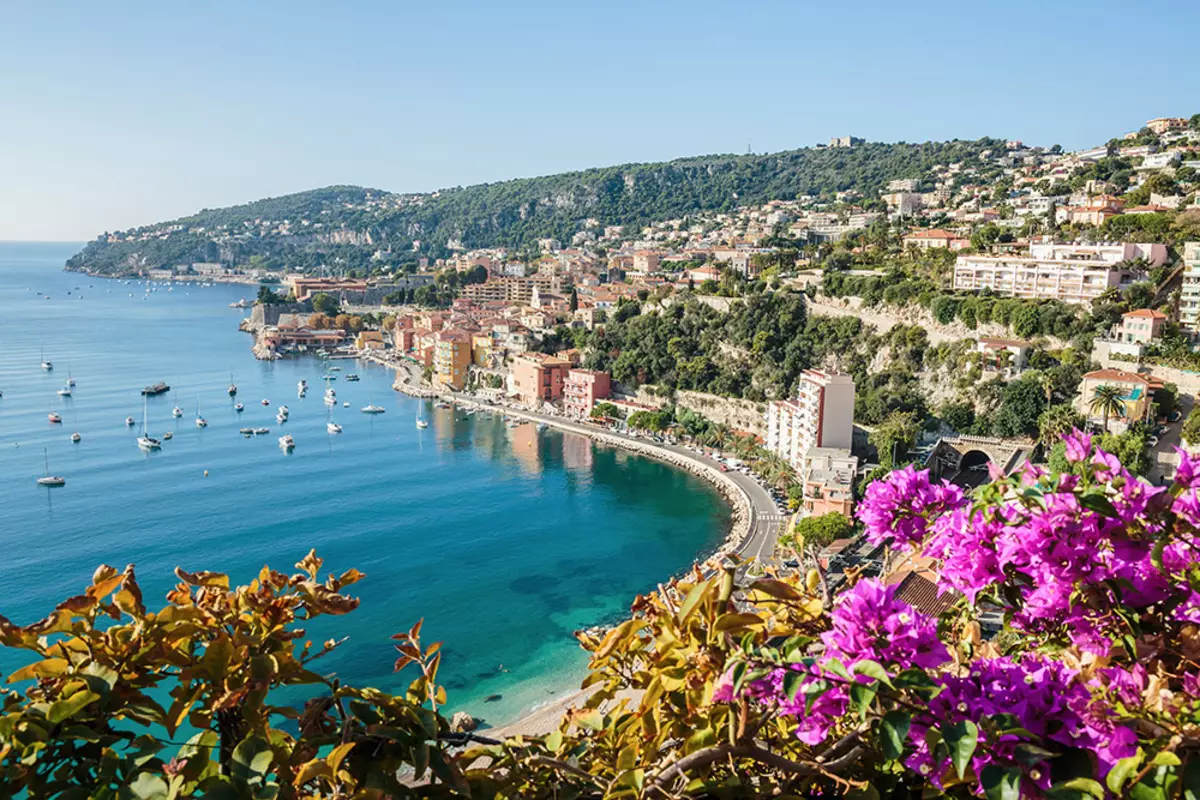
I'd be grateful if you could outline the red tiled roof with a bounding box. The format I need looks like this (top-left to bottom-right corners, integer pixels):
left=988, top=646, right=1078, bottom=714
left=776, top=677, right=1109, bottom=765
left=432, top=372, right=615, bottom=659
left=1123, top=308, right=1167, bottom=319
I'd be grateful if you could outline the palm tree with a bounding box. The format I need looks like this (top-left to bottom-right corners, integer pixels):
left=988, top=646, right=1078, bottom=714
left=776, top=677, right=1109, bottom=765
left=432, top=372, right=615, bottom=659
left=1089, top=385, right=1127, bottom=433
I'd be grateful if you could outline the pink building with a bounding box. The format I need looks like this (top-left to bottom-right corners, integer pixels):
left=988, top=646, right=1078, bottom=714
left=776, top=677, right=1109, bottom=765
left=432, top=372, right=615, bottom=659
left=511, top=352, right=572, bottom=406
left=563, top=369, right=612, bottom=418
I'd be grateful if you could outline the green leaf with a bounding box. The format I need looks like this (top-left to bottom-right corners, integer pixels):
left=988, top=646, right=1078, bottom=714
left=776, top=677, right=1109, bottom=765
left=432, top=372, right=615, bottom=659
left=879, top=711, right=910, bottom=761
left=231, top=735, right=273, bottom=787
left=782, top=671, right=804, bottom=702
left=126, top=771, right=169, bottom=799
left=850, top=659, right=894, bottom=688
left=1059, top=778, right=1105, bottom=799
left=676, top=579, right=711, bottom=622
left=544, top=730, right=563, bottom=753
left=944, top=720, right=979, bottom=780
left=980, top=764, right=1021, bottom=800
left=1150, top=751, right=1181, bottom=767
left=1079, top=492, right=1118, bottom=518
left=48, top=690, right=100, bottom=724
left=848, top=682, right=877, bottom=719
left=1107, top=750, right=1144, bottom=794
left=202, top=638, right=234, bottom=680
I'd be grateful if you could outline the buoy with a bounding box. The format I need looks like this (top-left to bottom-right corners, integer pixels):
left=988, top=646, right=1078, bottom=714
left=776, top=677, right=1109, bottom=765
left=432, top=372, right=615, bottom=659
left=203, top=470, right=209, bottom=477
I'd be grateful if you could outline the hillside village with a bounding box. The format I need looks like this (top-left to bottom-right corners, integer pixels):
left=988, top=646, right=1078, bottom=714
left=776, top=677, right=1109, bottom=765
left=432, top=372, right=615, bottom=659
left=116, top=116, right=1200, bottom=549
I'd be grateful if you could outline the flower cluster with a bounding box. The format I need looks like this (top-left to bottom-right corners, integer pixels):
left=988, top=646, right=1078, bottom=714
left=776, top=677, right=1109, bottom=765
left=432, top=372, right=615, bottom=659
left=820, top=578, right=947, bottom=671
left=857, top=465, right=967, bottom=550
left=906, top=656, right=1138, bottom=793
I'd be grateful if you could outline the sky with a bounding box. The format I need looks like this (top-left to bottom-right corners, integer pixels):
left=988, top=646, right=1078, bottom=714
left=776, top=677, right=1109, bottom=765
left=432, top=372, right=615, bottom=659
left=1, top=0, right=1196, bottom=241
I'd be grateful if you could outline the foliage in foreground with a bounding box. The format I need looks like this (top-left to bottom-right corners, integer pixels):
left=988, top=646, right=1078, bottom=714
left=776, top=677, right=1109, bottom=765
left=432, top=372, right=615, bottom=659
left=3, top=433, right=1200, bottom=798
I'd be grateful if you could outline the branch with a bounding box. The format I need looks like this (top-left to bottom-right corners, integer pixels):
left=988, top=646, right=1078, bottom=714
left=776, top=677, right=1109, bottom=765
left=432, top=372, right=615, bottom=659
left=648, top=742, right=864, bottom=793
left=439, top=731, right=502, bottom=747
left=525, top=755, right=594, bottom=781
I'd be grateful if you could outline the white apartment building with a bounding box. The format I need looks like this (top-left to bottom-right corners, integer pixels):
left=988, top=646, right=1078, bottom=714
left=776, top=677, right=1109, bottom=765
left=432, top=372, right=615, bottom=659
left=953, top=241, right=1168, bottom=305
left=765, top=370, right=855, bottom=468
left=1182, top=242, right=1200, bottom=331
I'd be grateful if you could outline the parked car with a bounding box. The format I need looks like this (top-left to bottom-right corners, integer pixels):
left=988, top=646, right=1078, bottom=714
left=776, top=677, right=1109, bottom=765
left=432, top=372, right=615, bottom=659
left=1148, top=435, right=1160, bottom=447
left=1169, top=411, right=1182, bottom=423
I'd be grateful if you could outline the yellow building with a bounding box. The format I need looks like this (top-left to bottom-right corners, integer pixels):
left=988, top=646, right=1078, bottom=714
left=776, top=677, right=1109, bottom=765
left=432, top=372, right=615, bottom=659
left=434, top=330, right=471, bottom=390
left=471, top=332, right=494, bottom=368
left=355, top=330, right=385, bottom=350
left=1078, top=369, right=1155, bottom=432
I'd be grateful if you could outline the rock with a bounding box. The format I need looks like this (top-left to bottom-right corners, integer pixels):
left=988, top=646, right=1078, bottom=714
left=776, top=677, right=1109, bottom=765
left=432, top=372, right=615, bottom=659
left=450, top=711, right=479, bottom=732
left=484, top=694, right=502, bottom=703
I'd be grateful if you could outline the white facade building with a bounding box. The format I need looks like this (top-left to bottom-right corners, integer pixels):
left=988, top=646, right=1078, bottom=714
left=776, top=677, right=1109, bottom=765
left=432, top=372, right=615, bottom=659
left=765, top=370, right=856, bottom=468
left=953, top=242, right=1168, bottom=305
left=1182, top=242, right=1200, bottom=332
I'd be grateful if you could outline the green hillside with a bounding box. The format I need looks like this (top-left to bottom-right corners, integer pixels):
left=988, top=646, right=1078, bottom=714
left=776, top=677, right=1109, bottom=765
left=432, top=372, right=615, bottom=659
left=66, top=138, right=1001, bottom=275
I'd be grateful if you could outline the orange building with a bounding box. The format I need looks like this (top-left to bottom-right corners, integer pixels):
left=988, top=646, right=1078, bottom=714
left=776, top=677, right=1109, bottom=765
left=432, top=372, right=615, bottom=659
left=511, top=352, right=572, bottom=406
left=433, top=330, right=471, bottom=390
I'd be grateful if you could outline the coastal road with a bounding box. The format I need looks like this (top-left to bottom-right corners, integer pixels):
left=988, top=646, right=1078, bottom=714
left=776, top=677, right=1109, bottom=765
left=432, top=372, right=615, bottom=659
left=377, top=357, right=786, bottom=569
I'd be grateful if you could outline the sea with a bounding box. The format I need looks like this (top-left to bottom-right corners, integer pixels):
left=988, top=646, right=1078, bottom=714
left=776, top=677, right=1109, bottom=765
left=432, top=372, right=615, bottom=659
left=0, top=241, right=729, bottom=725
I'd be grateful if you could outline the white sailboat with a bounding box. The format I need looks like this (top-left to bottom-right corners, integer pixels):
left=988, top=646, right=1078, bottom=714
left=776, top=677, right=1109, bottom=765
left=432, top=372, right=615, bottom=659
left=67, top=361, right=76, bottom=387
left=36, top=448, right=65, bottom=487
left=416, top=402, right=428, bottom=429
left=56, top=383, right=72, bottom=396
left=137, top=397, right=161, bottom=450
left=40, top=347, right=53, bottom=371
left=172, top=393, right=184, bottom=418
left=326, top=406, right=342, bottom=434
left=195, top=397, right=207, bottom=428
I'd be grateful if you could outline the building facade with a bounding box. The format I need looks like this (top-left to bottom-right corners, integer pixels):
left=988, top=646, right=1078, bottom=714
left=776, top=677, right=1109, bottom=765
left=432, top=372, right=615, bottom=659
left=511, top=352, right=572, bottom=406
left=801, top=448, right=859, bottom=518
left=563, top=369, right=612, bottom=419
left=1182, top=242, right=1200, bottom=331
left=433, top=330, right=471, bottom=391
left=953, top=242, right=1167, bottom=304
left=765, top=370, right=855, bottom=468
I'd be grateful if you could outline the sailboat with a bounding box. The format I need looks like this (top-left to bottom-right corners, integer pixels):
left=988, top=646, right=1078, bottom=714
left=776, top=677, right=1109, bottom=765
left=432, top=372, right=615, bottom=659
left=195, top=397, right=207, bottom=428
left=67, top=361, right=76, bottom=387
left=172, top=393, right=184, bottom=418
left=56, top=383, right=72, bottom=397
left=36, top=448, right=65, bottom=487
left=227, top=372, right=238, bottom=396
left=40, top=347, right=53, bottom=371
left=326, top=406, right=342, bottom=434
left=137, top=397, right=162, bottom=450
left=416, top=402, right=429, bottom=429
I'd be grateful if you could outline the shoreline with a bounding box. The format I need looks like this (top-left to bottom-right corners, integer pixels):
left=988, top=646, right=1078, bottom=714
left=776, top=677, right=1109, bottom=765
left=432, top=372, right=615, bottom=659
left=371, top=354, right=759, bottom=734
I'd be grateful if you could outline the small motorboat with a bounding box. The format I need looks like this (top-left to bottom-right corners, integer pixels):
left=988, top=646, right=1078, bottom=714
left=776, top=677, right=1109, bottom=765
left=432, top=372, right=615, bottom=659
left=48, top=413, right=62, bottom=424
left=172, top=405, right=183, bottom=418
left=361, top=404, right=386, bottom=414
left=71, top=432, right=81, bottom=443
left=276, top=411, right=288, bottom=424
left=345, top=374, right=360, bottom=382
left=279, top=434, right=295, bottom=451
left=239, top=427, right=254, bottom=435
left=261, top=399, right=270, bottom=406
left=253, top=427, right=270, bottom=435
left=41, top=361, right=53, bottom=371
left=343, top=401, right=350, bottom=408
left=278, top=405, right=289, bottom=415
left=416, top=419, right=429, bottom=429
left=196, top=416, right=207, bottom=428
left=228, top=384, right=237, bottom=396
left=297, top=380, right=308, bottom=391
left=57, top=386, right=72, bottom=397
left=234, top=403, right=244, bottom=412
left=162, top=431, right=173, bottom=440
left=327, top=421, right=343, bottom=434
left=141, top=382, right=170, bottom=396
left=125, top=415, right=136, bottom=426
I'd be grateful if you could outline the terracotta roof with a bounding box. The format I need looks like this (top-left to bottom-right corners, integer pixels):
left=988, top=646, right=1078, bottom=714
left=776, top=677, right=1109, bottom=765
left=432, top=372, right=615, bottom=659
left=1123, top=308, right=1167, bottom=319
left=906, top=228, right=956, bottom=239
left=978, top=337, right=1032, bottom=348
left=890, top=571, right=959, bottom=617
left=1083, top=368, right=1151, bottom=384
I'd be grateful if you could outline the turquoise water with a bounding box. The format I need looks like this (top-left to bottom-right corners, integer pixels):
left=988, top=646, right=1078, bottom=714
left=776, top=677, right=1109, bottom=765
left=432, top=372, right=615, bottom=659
left=0, top=242, right=729, bottom=725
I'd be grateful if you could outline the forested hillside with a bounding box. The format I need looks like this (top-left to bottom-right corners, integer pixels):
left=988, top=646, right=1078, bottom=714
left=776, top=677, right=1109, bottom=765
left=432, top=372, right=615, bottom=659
left=66, top=138, right=1000, bottom=274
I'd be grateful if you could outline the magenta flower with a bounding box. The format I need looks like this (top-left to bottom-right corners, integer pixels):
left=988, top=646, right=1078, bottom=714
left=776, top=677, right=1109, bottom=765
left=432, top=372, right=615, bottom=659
left=1063, top=429, right=1092, bottom=463
left=821, top=578, right=948, bottom=671
left=857, top=465, right=966, bottom=551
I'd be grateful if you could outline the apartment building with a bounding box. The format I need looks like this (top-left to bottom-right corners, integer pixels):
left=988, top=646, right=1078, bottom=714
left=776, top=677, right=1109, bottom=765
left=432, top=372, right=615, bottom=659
left=801, top=448, right=859, bottom=518
left=1182, top=243, right=1200, bottom=331
left=433, top=330, right=471, bottom=391
left=563, top=369, right=612, bottom=419
left=460, top=277, right=534, bottom=305
left=765, top=370, right=855, bottom=469
left=511, top=352, right=572, bottom=406
left=953, top=241, right=1168, bottom=304
left=1078, top=368, right=1156, bottom=432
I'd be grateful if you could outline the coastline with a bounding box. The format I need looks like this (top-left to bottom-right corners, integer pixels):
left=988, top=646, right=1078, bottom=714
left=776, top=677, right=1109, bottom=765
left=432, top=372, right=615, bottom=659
left=372, top=354, right=761, bottom=734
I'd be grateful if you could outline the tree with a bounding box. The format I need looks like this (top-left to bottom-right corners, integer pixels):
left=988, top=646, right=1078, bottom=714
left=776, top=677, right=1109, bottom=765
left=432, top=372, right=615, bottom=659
left=311, top=292, right=339, bottom=315
left=869, top=410, right=920, bottom=468
left=569, top=288, right=579, bottom=312
left=590, top=402, right=620, bottom=420
left=1037, top=404, right=1085, bottom=448
left=789, top=512, right=854, bottom=552
left=255, top=285, right=285, bottom=305
left=307, top=312, right=331, bottom=330
left=1088, top=384, right=1126, bottom=432
left=993, top=377, right=1046, bottom=438
left=939, top=401, right=975, bottom=433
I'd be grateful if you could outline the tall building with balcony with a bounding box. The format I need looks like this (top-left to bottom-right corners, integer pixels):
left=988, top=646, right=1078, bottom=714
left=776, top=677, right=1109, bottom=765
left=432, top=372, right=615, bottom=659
left=433, top=330, right=471, bottom=391
left=765, top=370, right=855, bottom=468
left=1182, top=242, right=1200, bottom=332
left=563, top=369, right=612, bottom=419
left=953, top=242, right=1168, bottom=305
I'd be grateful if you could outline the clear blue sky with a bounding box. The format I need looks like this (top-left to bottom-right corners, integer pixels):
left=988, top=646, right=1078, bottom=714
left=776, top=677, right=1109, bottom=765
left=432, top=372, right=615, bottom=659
left=1, top=0, right=1196, bottom=241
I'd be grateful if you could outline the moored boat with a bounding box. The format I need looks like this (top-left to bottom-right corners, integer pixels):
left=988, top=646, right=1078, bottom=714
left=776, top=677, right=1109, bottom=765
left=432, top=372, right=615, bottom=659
left=141, top=382, right=170, bottom=396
